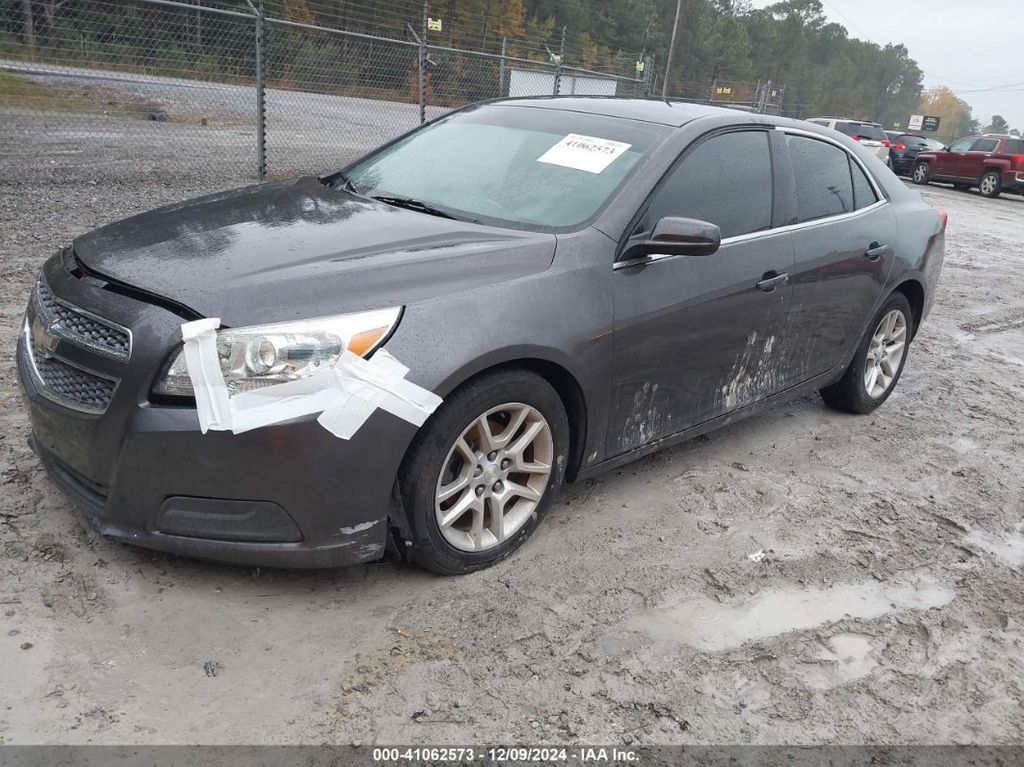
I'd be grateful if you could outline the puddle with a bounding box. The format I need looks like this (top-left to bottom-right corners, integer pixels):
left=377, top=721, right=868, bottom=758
left=797, top=632, right=877, bottom=690
left=624, top=578, right=954, bottom=652
left=966, top=528, right=1024, bottom=568
left=952, top=436, right=978, bottom=455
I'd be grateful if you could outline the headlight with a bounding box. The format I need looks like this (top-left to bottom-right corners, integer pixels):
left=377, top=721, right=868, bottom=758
left=153, top=307, right=401, bottom=397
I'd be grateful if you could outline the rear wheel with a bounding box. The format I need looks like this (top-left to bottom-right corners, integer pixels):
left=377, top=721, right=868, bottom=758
left=820, top=292, right=913, bottom=415
left=979, top=171, right=1002, bottom=198
left=398, top=369, right=569, bottom=574
left=911, top=162, right=931, bottom=185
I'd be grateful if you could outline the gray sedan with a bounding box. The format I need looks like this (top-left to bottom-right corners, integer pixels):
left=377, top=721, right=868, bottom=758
left=17, top=98, right=946, bottom=573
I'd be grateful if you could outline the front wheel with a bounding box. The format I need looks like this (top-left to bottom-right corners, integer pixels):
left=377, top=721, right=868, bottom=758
left=911, top=162, right=931, bottom=185
left=979, top=171, right=1002, bottom=198
left=820, top=292, right=913, bottom=415
left=398, top=369, right=569, bottom=574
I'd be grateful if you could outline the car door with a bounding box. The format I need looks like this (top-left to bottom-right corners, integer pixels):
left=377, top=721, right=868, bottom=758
left=608, top=128, right=795, bottom=456
left=934, top=137, right=973, bottom=178
left=961, top=137, right=999, bottom=180
left=779, top=129, right=897, bottom=380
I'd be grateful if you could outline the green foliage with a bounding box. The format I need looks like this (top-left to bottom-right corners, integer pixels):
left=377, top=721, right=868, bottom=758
left=984, top=115, right=1009, bottom=134
left=0, top=0, right=933, bottom=120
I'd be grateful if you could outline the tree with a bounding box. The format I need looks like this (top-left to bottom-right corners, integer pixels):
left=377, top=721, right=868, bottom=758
left=918, top=87, right=977, bottom=143
left=984, top=115, right=1009, bottom=134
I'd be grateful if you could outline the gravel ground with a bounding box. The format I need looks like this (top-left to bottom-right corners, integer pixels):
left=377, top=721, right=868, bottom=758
left=1, top=112, right=1023, bottom=746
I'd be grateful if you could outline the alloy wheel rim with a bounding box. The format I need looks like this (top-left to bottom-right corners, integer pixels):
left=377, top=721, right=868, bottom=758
left=914, top=165, right=926, bottom=182
left=981, top=175, right=996, bottom=194
left=863, top=309, right=908, bottom=398
left=434, top=402, right=553, bottom=552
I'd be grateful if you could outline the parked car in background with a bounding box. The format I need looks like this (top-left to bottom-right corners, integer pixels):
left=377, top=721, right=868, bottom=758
left=912, top=135, right=1024, bottom=198
left=807, top=117, right=890, bottom=165
left=18, top=99, right=946, bottom=573
left=885, top=131, right=934, bottom=176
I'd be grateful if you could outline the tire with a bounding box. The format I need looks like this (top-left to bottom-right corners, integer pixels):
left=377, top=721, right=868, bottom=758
left=979, top=170, right=1002, bottom=198
left=911, top=162, right=931, bottom=185
left=398, top=369, right=569, bottom=575
left=953, top=183, right=971, bottom=191
left=820, top=292, right=914, bottom=415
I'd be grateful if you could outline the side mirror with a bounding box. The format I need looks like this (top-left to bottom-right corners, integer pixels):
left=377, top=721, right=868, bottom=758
left=622, top=217, right=722, bottom=262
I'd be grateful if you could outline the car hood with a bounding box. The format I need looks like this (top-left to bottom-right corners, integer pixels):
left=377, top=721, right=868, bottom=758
left=73, top=176, right=557, bottom=326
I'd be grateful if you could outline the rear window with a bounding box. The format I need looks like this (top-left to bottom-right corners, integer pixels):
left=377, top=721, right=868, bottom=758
left=1006, top=139, right=1024, bottom=154
left=835, top=122, right=886, bottom=141
left=900, top=135, right=930, bottom=148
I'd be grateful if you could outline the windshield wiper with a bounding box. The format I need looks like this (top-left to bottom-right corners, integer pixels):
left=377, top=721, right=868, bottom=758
left=372, top=195, right=463, bottom=221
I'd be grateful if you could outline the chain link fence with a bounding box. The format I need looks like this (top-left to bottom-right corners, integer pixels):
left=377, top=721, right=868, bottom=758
left=1, top=0, right=782, bottom=188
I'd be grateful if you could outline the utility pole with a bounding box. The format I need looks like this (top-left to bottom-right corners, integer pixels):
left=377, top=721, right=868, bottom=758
left=661, top=0, right=682, bottom=99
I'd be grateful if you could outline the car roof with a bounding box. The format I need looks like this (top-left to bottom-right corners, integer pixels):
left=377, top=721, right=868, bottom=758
left=490, top=96, right=752, bottom=127
left=811, top=116, right=882, bottom=125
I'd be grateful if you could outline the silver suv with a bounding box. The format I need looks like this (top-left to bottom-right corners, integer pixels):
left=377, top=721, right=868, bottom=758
left=806, top=117, right=891, bottom=166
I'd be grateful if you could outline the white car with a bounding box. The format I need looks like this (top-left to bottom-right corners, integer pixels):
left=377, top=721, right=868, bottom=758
left=806, top=117, right=891, bottom=165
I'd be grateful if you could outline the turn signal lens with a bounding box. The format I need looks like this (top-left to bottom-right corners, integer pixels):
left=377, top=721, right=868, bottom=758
left=348, top=326, right=391, bottom=357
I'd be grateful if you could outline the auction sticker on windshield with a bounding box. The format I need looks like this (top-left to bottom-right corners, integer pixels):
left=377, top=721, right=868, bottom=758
left=537, top=133, right=632, bottom=174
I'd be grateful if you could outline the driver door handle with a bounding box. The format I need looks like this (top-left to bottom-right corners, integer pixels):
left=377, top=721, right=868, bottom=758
left=864, top=242, right=891, bottom=261
left=756, top=272, right=789, bottom=292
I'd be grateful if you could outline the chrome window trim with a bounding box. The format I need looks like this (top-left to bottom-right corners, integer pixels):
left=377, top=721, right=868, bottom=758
left=612, top=124, right=890, bottom=271
left=721, top=198, right=888, bottom=245
left=34, top=276, right=133, bottom=362
left=20, top=318, right=119, bottom=415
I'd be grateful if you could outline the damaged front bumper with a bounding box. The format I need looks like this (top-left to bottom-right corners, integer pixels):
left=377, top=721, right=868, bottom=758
left=16, top=255, right=416, bottom=569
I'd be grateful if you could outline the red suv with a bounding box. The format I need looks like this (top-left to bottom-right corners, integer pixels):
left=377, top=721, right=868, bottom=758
left=912, top=135, right=1024, bottom=198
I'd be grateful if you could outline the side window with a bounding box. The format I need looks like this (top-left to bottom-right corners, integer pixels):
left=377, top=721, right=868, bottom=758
left=1008, top=139, right=1023, bottom=154
left=850, top=157, right=879, bottom=210
left=643, top=130, right=772, bottom=239
left=970, top=138, right=998, bottom=152
left=949, top=138, right=973, bottom=151
left=786, top=135, right=853, bottom=222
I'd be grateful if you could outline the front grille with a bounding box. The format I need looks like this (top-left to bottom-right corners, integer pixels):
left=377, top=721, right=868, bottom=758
left=30, top=351, right=116, bottom=414
left=33, top=277, right=130, bottom=361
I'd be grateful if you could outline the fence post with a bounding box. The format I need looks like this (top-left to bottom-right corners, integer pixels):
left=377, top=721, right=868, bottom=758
left=552, top=26, right=565, bottom=96
left=499, top=37, right=507, bottom=97
left=760, top=79, right=772, bottom=113
left=418, top=1, right=427, bottom=124
left=251, top=0, right=266, bottom=181
left=643, top=54, right=655, bottom=96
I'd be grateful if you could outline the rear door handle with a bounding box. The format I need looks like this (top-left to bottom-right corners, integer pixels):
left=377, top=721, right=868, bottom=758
left=864, top=242, right=891, bottom=260
left=756, top=272, right=788, bottom=292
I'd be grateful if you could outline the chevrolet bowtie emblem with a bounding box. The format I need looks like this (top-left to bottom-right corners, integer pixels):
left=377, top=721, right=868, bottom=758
left=30, top=314, right=60, bottom=357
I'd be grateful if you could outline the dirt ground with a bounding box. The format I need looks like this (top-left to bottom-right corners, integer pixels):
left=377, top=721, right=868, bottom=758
left=1, top=140, right=1022, bottom=745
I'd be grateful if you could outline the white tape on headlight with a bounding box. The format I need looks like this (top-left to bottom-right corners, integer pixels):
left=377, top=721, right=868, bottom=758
left=179, top=319, right=442, bottom=439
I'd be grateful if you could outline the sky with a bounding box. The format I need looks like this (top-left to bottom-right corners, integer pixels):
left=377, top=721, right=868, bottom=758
left=746, top=0, right=1024, bottom=131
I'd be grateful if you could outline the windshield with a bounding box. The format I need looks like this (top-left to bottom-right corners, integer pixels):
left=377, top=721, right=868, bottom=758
left=344, top=104, right=672, bottom=231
